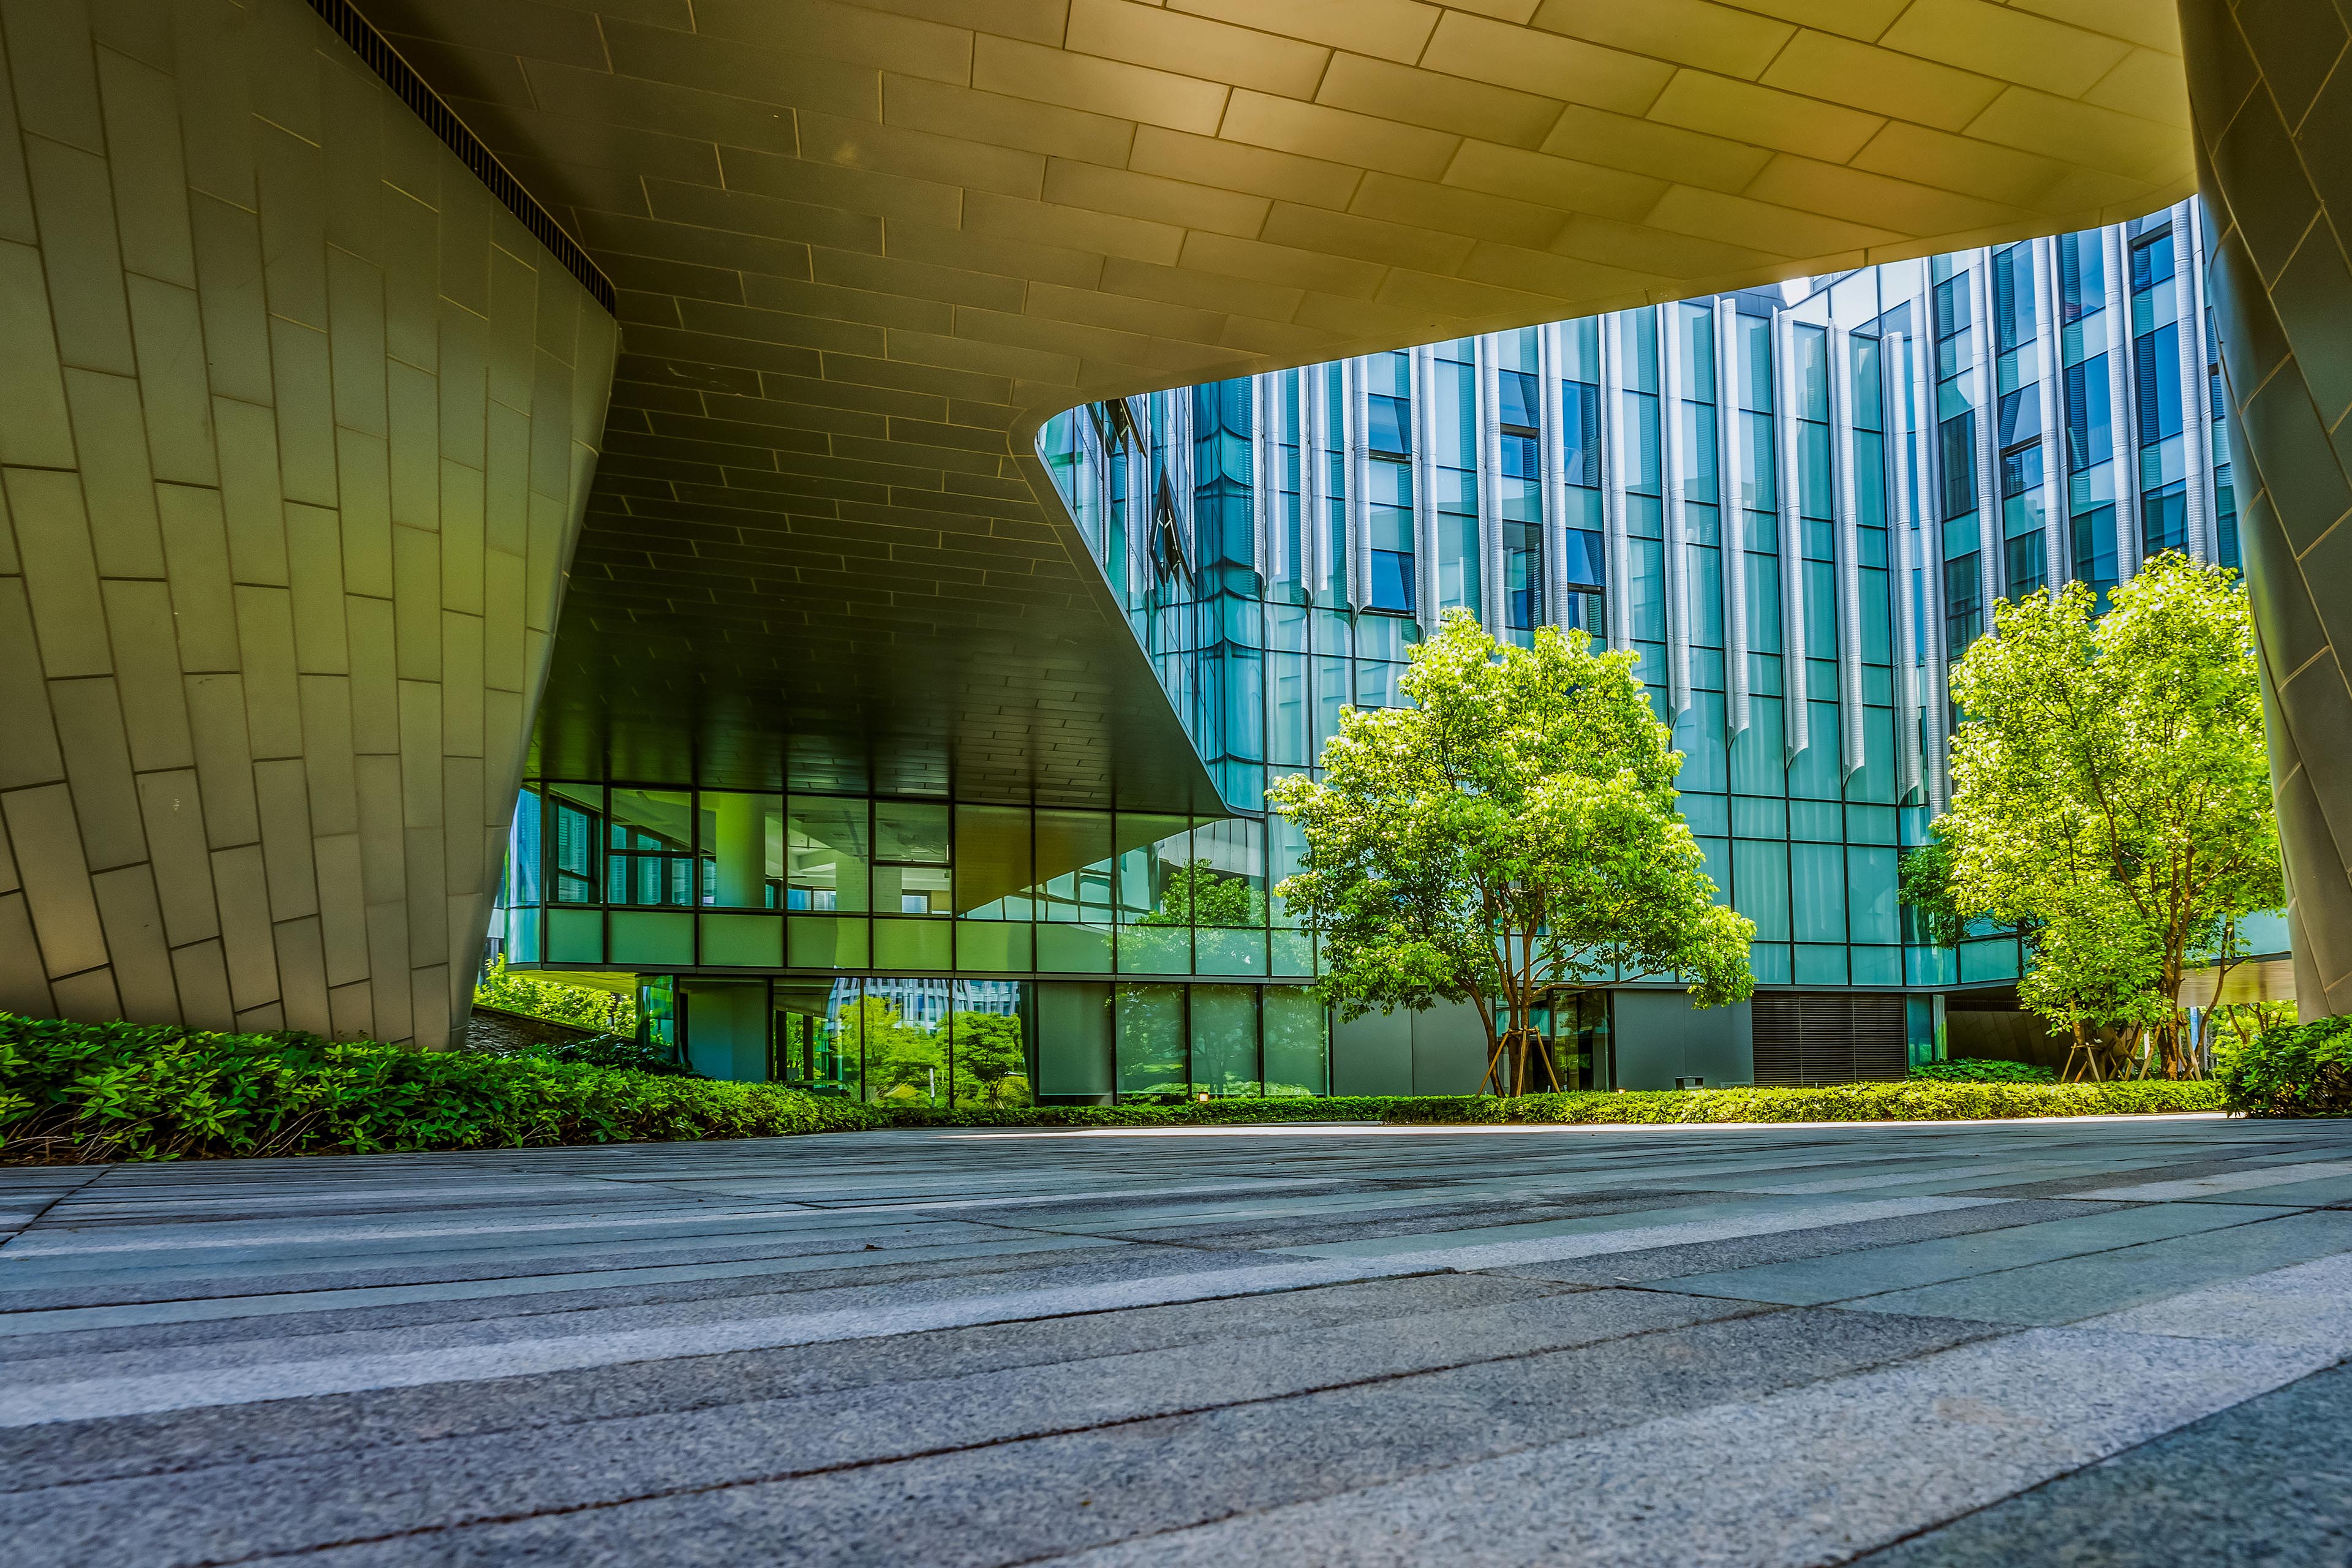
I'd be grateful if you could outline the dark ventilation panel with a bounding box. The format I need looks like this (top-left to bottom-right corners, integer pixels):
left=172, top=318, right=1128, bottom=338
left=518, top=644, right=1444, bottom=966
left=304, top=0, right=616, bottom=314
left=1752, top=993, right=1908, bottom=1086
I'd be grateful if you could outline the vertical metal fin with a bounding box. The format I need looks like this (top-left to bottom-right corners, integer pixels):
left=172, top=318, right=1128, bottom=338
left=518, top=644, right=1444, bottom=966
left=2103, top=224, right=2139, bottom=584
left=2033, top=238, right=2067, bottom=599
left=1477, top=334, right=1504, bottom=636
left=1967, top=252, right=2002, bottom=611
left=1658, top=304, right=1692, bottom=717
left=1887, top=329, right=1924, bottom=807
left=1773, top=310, right=1810, bottom=763
left=1540, top=320, right=1566, bottom=628
left=1349, top=357, right=1371, bottom=611
left=1601, top=314, right=1633, bottom=654
left=2174, top=199, right=2213, bottom=564
left=1830, top=323, right=1866, bottom=782
left=1717, top=300, right=1750, bottom=739
left=1412, top=342, right=1438, bottom=636
left=1910, top=284, right=1951, bottom=816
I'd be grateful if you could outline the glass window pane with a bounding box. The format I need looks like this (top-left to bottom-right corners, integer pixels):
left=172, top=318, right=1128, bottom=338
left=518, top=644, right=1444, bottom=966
left=954, top=805, right=1031, bottom=918
left=1116, top=983, right=1186, bottom=1099
left=699, top=791, right=782, bottom=908
left=952, top=979, right=1030, bottom=1108
left=1189, top=984, right=1259, bottom=1097
left=606, top=788, right=693, bottom=907
left=788, top=796, right=870, bottom=913
left=1261, top=987, right=1328, bottom=1096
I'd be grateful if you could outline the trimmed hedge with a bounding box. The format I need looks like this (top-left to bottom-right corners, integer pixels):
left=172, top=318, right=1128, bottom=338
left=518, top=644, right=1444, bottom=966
left=0, top=1012, right=2228, bottom=1164
left=1379, top=1080, right=2222, bottom=1124
left=2220, top=1014, right=2352, bottom=1117
left=1909, top=1058, right=2056, bottom=1085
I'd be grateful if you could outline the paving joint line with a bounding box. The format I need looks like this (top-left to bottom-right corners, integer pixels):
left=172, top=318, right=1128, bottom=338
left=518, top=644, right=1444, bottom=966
left=131, top=1294, right=1830, bottom=1567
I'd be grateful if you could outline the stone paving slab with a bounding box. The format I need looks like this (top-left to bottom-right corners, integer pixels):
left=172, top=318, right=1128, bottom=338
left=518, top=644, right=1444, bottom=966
left=4, top=1116, right=2351, bottom=1566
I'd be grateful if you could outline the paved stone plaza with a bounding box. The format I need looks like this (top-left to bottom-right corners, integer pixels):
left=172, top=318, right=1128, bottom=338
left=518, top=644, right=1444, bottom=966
left=4, top=1116, right=2351, bottom=1566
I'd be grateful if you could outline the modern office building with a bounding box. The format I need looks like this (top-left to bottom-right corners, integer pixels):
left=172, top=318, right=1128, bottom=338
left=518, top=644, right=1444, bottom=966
left=1, top=0, right=2342, bottom=1091
left=488, top=206, right=2253, bottom=1100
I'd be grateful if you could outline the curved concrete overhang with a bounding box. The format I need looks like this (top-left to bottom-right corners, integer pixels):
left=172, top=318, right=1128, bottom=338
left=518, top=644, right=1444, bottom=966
left=355, top=0, right=2194, bottom=810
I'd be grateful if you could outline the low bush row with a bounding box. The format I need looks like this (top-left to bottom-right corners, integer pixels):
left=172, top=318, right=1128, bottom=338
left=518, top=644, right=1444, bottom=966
left=0, top=1013, right=2245, bottom=1164
left=1382, top=1079, right=2222, bottom=1124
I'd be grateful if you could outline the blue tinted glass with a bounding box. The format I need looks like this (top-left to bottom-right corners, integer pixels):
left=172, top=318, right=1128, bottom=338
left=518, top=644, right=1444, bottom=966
left=1368, top=550, right=1414, bottom=613
left=1367, top=394, right=1409, bottom=456
left=1498, top=369, right=1538, bottom=429
left=1562, top=528, right=1605, bottom=586
left=1561, top=381, right=1600, bottom=486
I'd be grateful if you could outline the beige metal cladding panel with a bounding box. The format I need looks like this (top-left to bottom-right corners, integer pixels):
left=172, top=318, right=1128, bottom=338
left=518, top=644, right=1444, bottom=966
left=0, top=0, right=615, bottom=1044
left=2181, top=0, right=2352, bottom=1019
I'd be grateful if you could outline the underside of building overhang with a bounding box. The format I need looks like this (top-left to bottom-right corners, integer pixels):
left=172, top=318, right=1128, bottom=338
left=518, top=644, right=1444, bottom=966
left=354, top=0, right=2195, bottom=811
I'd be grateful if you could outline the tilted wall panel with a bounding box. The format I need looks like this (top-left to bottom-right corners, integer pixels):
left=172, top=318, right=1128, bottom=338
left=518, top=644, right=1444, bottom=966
left=0, top=0, right=614, bottom=1044
left=2183, top=0, right=2352, bottom=1019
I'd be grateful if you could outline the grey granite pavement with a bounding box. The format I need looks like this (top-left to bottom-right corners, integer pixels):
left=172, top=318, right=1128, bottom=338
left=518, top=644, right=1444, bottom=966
left=4, top=1115, right=2350, bottom=1565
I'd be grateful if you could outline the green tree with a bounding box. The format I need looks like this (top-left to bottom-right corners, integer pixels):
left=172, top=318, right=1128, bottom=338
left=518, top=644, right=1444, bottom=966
left=1268, top=610, right=1755, bottom=1095
left=1937, top=554, right=2280, bottom=1080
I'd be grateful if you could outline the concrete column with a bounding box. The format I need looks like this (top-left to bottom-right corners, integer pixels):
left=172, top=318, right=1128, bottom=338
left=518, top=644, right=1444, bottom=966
left=2183, top=0, right=2352, bottom=1018
left=714, top=795, right=766, bottom=908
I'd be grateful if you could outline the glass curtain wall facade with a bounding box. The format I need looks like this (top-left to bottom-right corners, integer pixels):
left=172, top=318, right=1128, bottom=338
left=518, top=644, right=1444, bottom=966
left=500, top=205, right=2234, bottom=1098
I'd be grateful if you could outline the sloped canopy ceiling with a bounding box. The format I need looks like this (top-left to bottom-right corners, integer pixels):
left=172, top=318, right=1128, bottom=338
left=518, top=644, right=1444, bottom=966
left=353, top=0, right=2192, bottom=809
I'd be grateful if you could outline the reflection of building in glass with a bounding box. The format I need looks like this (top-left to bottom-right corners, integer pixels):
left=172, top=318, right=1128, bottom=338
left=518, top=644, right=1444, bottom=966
left=500, top=208, right=2252, bottom=1101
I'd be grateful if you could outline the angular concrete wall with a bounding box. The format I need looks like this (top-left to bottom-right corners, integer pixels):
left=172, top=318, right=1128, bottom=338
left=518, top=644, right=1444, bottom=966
left=2182, top=0, right=2352, bottom=1019
left=0, top=0, right=614, bottom=1045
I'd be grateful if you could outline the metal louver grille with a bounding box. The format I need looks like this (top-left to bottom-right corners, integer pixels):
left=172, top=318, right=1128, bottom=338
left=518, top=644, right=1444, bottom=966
left=1752, top=993, right=1908, bottom=1085
left=304, top=0, right=616, bottom=313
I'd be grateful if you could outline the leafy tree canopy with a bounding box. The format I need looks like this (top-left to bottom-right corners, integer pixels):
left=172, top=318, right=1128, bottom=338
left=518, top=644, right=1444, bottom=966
left=1268, top=610, right=1754, bottom=1093
left=1937, top=554, right=2280, bottom=1079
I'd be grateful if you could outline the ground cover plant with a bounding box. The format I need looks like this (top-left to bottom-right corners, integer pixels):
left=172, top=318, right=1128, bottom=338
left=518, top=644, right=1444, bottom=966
left=0, top=1014, right=882, bottom=1163
left=2218, top=1014, right=2352, bottom=1117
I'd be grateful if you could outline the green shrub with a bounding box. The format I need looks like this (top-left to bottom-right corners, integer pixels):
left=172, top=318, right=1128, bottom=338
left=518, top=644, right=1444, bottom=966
left=2218, top=1014, right=2352, bottom=1117
left=0, top=1012, right=2233, bottom=1164
left=0, top=1014, right=885, bottom=1163
left=1909, top=1058, right=2056, bottom=1084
